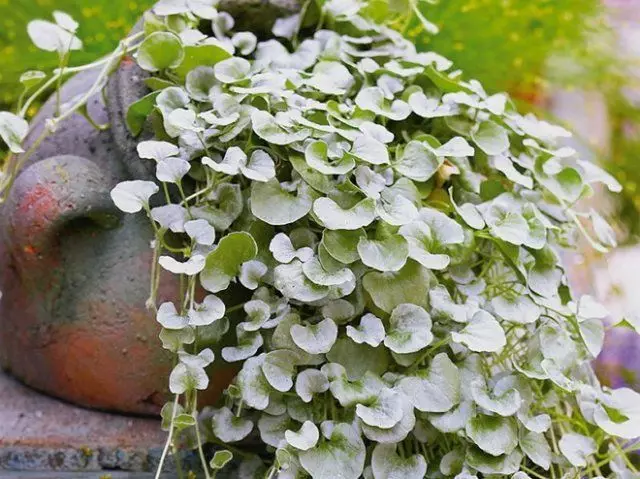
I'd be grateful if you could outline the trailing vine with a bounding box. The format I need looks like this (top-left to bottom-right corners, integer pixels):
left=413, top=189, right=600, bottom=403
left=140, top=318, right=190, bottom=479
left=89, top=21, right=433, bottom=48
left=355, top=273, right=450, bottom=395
left=1, top=1, right=640, bottom=478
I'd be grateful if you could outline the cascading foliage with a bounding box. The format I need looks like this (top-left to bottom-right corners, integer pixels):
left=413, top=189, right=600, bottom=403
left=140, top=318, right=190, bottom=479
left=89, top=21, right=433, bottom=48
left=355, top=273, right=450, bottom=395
left=2, top=0, right=640, bottom=478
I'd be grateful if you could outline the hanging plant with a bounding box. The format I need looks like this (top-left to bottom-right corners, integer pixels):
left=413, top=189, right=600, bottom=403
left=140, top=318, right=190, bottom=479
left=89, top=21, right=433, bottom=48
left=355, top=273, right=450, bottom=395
left=1, top=1, right=639, bottom=478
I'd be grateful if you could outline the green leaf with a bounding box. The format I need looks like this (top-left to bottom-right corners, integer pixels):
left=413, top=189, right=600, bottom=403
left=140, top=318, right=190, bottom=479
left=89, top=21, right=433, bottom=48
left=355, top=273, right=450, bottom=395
left=376, top=189, right=419, bottom=226
left=137, top=32, right=185, bottom=72
left=27, top=18, right=82, bottom=53
left=290, top=154, right=336, bottom=194
left=291, top=319, right=339, bottom=354
left=313, top=197, right=376, bottom=230
left=302, top=258, right=354, bottom=286
left=541, top=167, right=584, bottom=203
left=355, top=87, right=411, bottom=121
left=360, top=395, right=416, bottom=443
left=394, top=140, right=442, bottom=182
left=261, top=350, right=299, bottom=392
left=173, top=43, right=232, bottom=80
left=214, top=57, right=251, bottom=83
left=274, top=260, right=330, bottom=302
left=157, top=302, right=188, bottom=330
left=299, top=423, right=366, bottom=479
left=0, top=111, right=29, bottom=153
left=210, top=450, right=233, bottom=470
left=384, top=303, right=433, bottom=354
left=363, top=260, right=434, bottom=313
left=399, top=353, right=460, bottom=412
left=305, top=140, right=356, bottom=175
left=465, top=447, right=523, bottom=476
left=237, top=355, right=272, bottom=410
left=346, top=314, right=385, bottom=347
left=470, top=379, right=521, bottom=417
left=251, top=180, right=313, bottom=226
left=286, top=421, right=320, bottom=451
left=307, top=61, right=355, bottom=95
left=481, top=198, right=530, bottom=246
left=371, top=443, right=427, bottom=479
left=185, top=66, right=217, bottom=101
left=221, top=326, right=263, bottom=362
left=579, top=318, right=605, bottom=357
left=472, top=120, right=509, bottom=155
left=201, top=232, right=258, bottom=293
left=348, top=134, right=390, bottom=165
left=593, top=388, right=640, bottom=439
left=192, top=182, right=243, bottom=231
left=327, top=339, right=390, bottom=380
left=451, top=310, right=506, bottom=352
left=188, top=294, right=225, bottom=327
left=212, top=407, right=253, bottom=442
left=491, top=293, right=541, bottom=325
left=558, top=433, right=596, bottom=467
left=295, top=369, right=330, bottom=403
left=357, top=235, right=408, bottom=272
left=251, top=110, right=310, bottom=145
left=322, top=228, right=366, bottom=264
left=19, top=70, right=46, bottom=90
left=356, top=387, right=403, bottom=428
left=126, top=90, right=160, bottom=137
left=185, top=219, right=216, bottom=246
left=520, top=430, right=551, bottom=470
left=110, top=180, right=159, bottom=213
left=466, top=415, right=518, bottom=457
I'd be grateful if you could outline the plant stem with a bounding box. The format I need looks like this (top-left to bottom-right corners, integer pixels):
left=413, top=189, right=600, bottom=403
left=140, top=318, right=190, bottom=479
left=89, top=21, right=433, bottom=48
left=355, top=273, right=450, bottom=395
left=407, top=336, right=450, bottom=373
left=19, top=31, right=144, bottom=119
left=0, top=126, right=50, bottom=201
left=156, top=394, right=180, bottom=479
left=192, top=395, right=212, bottom=479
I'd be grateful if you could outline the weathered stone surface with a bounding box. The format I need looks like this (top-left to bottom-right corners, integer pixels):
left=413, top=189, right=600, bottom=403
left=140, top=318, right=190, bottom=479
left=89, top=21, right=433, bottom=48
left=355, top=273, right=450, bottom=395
left=0, top=3, right=303, bottom=414
left=0, top=369, right=166, bottom=472
left=0, top=67, right=180, bottom=414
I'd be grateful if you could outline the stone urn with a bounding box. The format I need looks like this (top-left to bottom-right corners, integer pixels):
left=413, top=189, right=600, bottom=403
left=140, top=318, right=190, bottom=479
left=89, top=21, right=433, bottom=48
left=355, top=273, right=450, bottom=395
left=0, top=0, right=300, bottom=415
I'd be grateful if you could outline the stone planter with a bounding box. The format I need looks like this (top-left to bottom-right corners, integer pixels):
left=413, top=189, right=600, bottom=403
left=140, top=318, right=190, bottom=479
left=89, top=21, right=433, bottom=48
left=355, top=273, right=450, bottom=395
left=0, top=0, right=300, bottom=415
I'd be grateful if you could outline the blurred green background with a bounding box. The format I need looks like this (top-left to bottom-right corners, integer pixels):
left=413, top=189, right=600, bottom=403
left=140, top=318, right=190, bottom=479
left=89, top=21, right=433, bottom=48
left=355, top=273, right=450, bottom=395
left=0, top=0, right=604, bottom=109
left=0, top=0, right=148, bottom=108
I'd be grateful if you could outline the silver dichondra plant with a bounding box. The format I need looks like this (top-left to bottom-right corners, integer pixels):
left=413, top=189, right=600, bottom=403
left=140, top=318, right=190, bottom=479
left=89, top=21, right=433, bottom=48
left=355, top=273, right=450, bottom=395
left=2, top=0, right=640, bottom=478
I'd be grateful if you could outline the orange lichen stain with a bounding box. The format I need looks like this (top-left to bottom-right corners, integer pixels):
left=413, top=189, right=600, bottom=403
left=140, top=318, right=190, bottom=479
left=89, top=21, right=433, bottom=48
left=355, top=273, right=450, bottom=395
left=121, top=55, right=135, bottom=66
left=16, top=183, right=60, bottom=237
left=23, top=245, right=37, bottom=255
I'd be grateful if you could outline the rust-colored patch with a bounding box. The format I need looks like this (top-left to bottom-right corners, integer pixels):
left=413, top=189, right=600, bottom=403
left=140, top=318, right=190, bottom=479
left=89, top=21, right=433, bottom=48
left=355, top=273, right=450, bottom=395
left=15, top=183, right=61, bottom=241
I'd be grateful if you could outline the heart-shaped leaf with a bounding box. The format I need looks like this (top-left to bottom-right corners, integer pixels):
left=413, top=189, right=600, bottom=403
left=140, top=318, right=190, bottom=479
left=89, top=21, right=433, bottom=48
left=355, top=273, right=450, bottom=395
left=201, top=232, right=257, bottom=292
left=299, top=423, right=366, bottom=479
left=399, top=353, right=460, bottom=412
left=384, top=303, right=433, bottom=354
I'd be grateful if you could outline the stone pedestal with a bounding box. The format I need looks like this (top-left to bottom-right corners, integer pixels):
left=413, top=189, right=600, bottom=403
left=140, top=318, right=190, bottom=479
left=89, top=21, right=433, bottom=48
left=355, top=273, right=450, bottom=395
left=0, top=369, right=169, bottom=475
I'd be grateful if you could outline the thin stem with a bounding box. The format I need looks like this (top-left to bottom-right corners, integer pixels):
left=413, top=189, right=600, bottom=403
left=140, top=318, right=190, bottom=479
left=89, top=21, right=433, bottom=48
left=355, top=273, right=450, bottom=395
left=155, top=394, right=181, bottom=479
left=520, top=465, right=548, bottom=479
left=407, top=336, right=450, bottom=373
left=18, top=31, right=144, bottom=118
left=0, top=127, right=50, bottom=201
left=614, top=438, right=638, bottom=473
left=192, top=395, right=212, bottom=479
